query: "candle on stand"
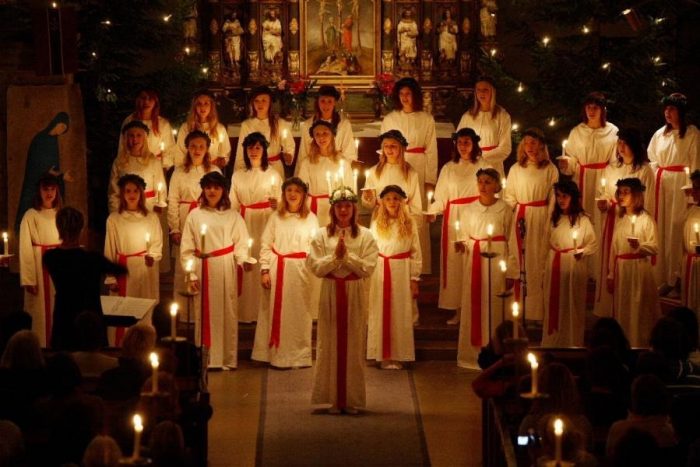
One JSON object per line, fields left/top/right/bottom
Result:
{"left": 572, "top": 230, "right": 578, "bottom": 250}
{"left": 3, "top": 232, "right": 9, "bottom": 255}
{"left": 326, "top": 171, "right": 332, "bottom": 196}
{"left": 561, "top": 139, "right": 568, "bottom": 158}
{"left": 600, "top": 177, "right": 607, "bottom": 197}
{"left": 353, "top": 169, "right": 359, "bottom": 194}
{"left": 169, "top": 303, "right": 178, "bottom": 340}
{"left": 157, "top": 182, "right": 164, "bottom": 205}
{"left": 149, "top": 352, "right": 159, "bottom": 393}
{"left": 145, "top": 232, "right": 151, "bottom": 252}
{"left": 554, "top": 418, "right": 564, "bottom": 463}
{"left": 200, "top": 224, "right": 207, "bottom": 254}
{"left": 132, "top": 414, "right": 143, "bottom": 460}
{"left": 486, "top": 224, "right": 494, "bottom": 252}
{"left": 512, "top": 302, "right": 520, "bottom": 339}
{"left": 695, "top": 223, "right": 700, "bottom": 244}
{"left": 630, "top": 215, "right": 637, "bottom": 236}
{"left": 527, "top": 352, "right": 539, "bottom": 394}
{"left": 354, "top": 138, "right": 360, "bottom": 155}
{"left": 426, "top": 190, "right": 434, "bottom": 206}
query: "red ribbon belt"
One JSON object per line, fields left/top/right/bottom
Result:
{"left": 144, "top": 190, "right": 156, "bottom": 199}
{"left": 406, "top": 147, "right": 426, "bottom": 154}
{"left": 378, "top": 251, "right": 412, "bottom": 359}
{"left": 115, "top": 250, "right": 147, "bottom": 346}
{"left": 654, "top": 165, "right": 686, "bottom": 221}
{"left": 612, "top": 252, "right": 646, "bottom": 317}
{"left": 269, "top": 247, "right": 308, "bottom": 349}
{"left": 325, "top": 272, "right": 361, "bottom": 409}
{"left": 547, "top": 246, "right": 576, "bottom": 335}
{"left": 469, "top": 235, "right": 506, "bottom": 347}
{"left": 195, "top": 244, "right": 235, "bottom": 348}
{"left": 309, "top": 193, "right": 330, "bottom": 215}
{"left": 179, "top": 200, "right": 198, "bottom": 212}
{"left": 268, "top": 153, "right": 282, "bottom": 163}
{"left": 597, "top": 200, "right": 617, "bottom": 302}
{"left": 32, "top": 242, "right": 60, "bottom": 345}
{"left": 685, "top": 253, "right": 700, "bottom": 304}
{"left": 481, "top": 145, "right": 498, "bottom": 152}
{"left": 240, "top": 200, "right": 271, "bottom": 219}
{"left": 441, "top": 196, "right": 479, "bottom": 288}
{"left": 514, "top": 199, "right": 548, "bottom": 301}
{"left": 578, "top": 162, "right": 608, "bottom": 206}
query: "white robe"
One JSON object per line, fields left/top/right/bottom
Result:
{"left": 296, "top": 117, "right": 357, "bottom": 172}
{"left": 308, "top": 226, "right": 378, "bottom": 409}
{"left": 119, "top": 115, "right": 176, "bottom": 169}
{"left": 608, "top": 212, "right": 660, "bottom": 347}
{"left": 428, "top": 158, "right": 492, "bottom": 309}
{"left": 456, "top": 199, "right": 518, "bottom": 369}
{"left": 367, "top": 219, "right": 422, "bottom": 362}
{"left": 167, "top": 165, "right": 221, "bottom": 314}
{"left": 297, "top": 156, "right": 353, "bottom": 227}
{"left": 19, "top": 208, "right": 60, "bottom": 347}
{"left": 175, "top": 121, "right": 232, "bottom": 168}
{"left": 503, "top": 162, "right": 559, "bottom": 320}
{"left": 541, "top": 215, "right": 597, "bottom": 348}
{"left": 456, "top": 109, "right": 512, "bottom": 177}
{"left": 647, "top": 124, "right": 700, "bottom": 286}
{"left": 108, "top": 156, "right": 167, "bottom": 213}
{"left": 180, "top": 207, "right": 250, "bottom": 368}
{"left": 233, "top": 117, "right": 295, "bottom": 179}
{"left": 682, "top": 206, "right": 700, "bottom": 314}
{"left": 593, "top": 162, "right": 655, "bottom": 317}
{"left": 230, "top": 167, "right": 280, "bottom": 322}
{"left": 252, "top": 212, "right": 318, "bottom": 368}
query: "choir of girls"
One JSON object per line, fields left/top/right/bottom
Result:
{"left": 16, "top": 76, "right": 700, "bottom": 410}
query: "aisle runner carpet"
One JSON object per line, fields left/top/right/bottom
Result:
{"left": 256, "top": 366, "right": 430, "bottom": 466}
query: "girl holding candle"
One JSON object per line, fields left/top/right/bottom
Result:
{"left": 234, "top": 86, "right": 295, "bottom": 179}
{"left": 230, "top": 132, "right": 280, "bottom": 323}
{"left": 681, "top": 170, "right": 700, "bottom": 311}
{"left": 367, "top": 185, "right": 422, "bottom": 369}
{"left": 648, "top": 93, "right": 700, "bottom": 297}
{"left": 180, "top": 172, "right": 251, "bottom": 369}
{"left": 297, "top": 85, "right": 357, "bottom": 170}
{"left": 595, "top": 128, "right": 655, "bottom": 317}
{"left": 380, "top": 77, "right": 437, "bottom": 274}
{"left": 542, "top": 180, "right": 598, "bottom": 348}
{"left": 297, "top": 120, "right": 353, "bottom": 227}
{"left": 176, "top": 91, "right": 231, "bottom": 169}
{"left": 252, "top": 177, "right": 318, "bottom": 368}
{"left": 308, "top": 187, "right": 379, "bottom": 414}
{"left": 18, "top": 173, "right": 62, "bottom": 347}
{"left": 427, "top": 127, "right": 492, "bottom": 324}
{"left": 503, "top": 128, "right": 559, "bottom": 321}
{"left": 606, "top": 178, "right": 660, "bottom": 346}
{"left": 455, "top": 168, "right": 518, "bottom": 369}
{"left": 167, "top": 130, "right": 222, "bottom": 314}
{"left": 456, "top": 77, "right": 512, "bottom": 178}
{"left": 109, "top": 121, "right": 167, "bottom": 213}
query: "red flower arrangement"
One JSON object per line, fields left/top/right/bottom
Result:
{"left": 372, "top": 73, "right": 395, "bottom": 108}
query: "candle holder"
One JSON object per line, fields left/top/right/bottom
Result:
{"left": 520, "top": 390, "right": 549, "bottom": 400}
{"left": 118, "top": 457, "right": 152, "bottom": 465}
{"left": 496, "top": 288, "right": 513, "bottom": 323}
{"left": 480, "top": 250, "right": 499, "bottom": 343}
{"left": 541, "top": 461, "right": 574, "bottom": 467}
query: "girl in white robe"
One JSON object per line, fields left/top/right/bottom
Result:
{"left": 176, "top": 91, "right": 231, "bottom": 169}
{"left": 380, "top": 77, "right": 437, "bottom": 274}
{"left": 297, "top": 85, "right": 357, "bottom": 171}
{"left": 19, "top": 174, "right": 61, "bottom": 347}
{"left": 181, "top": 172, "right": 251, "bottom": 369}
{"left": 594, "top": 128, "right": 655, "bottom": 317}
{"left": 456, "top": 169, "right": 518, "bottom": 369}
{"left": 647, "top": 93, "right": 700, "bottom": 294}
{"left": 542, "top": 181, "right": 598, "bottom": 348}
{"left": 503, "top": 128, "right": 559, "bottom": 321}
{"left": 682, "top": 170, "right": 700, "bottom": 312}
{"left": 456, "top": 77, "right": 512, "bottom": 178}
{"left": 427, "top": 127, "right": 492, "bottom": 323}
{"left": 234, "top": 86, "right": 295, "bottom": 179}
{"left": 606, "top": 178, "right": 660, "bottom": 347}
{"left": 108, "top": 121, "right": 167, "bottom": 213}
{"left": 367, "top": 185, "right": 421, "bottom": 368}
{"left": 253, "top": 177, "right": 318, "bottom": 368}
{"left": 167, "top": 131, "right": 221, "bottom": 315}
{"left": 308, "top": 188, "right": 378, "bottom": 414}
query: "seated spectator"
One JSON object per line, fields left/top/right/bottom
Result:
{"left": 580, "top": 345, "right": 630, "bottom": 427}
{"left": 666, "top": 306, "right": 700, "bottom": 367}
{"left": 0, "top": 310, "right": 31, "bottom": 356}
{"left": 606, "top": 374, "right": 677, "bottom": 457}
{"left": 149, "top": 421, "right": 189, "bottom": 467}
{"left": 647, "top": 317, "right": 700, "bottom": 383}
{"left": 71, "top": 311, "right": 118, "bottom": 379}
{"left": 0, "top": 420, "right": 25, "bottom": 467}
{"left": 607, "top": 428, "right": 662, "bottom": 467}
{"left": 472, "top": 321, "right": 526, "bottom": 399}
{"left": 535, "top": 414, "right": 598, "bottom": 467}
{"left": 588, "top": 317, "right": 635, "bottom": 369}
{"left": 82, "top": 435, "right": 122, "bottom": 467}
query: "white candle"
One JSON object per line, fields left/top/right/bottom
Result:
{"left": 630, "top": 215, "right": 637, "bottom": 236}
{"left": 169, "top": 303, "right": 178, "bottom": 340}
{"left": 486, "top": 224, "right": 494, "bottom": 252}
{"left": 185, "top": 258, "right": 194, "bottom": 283}
{"left": 512, "top": 302, "right": 519, "bottom": 339}
{"left": 132, "top": 414, "right": 143, "bottom": 460}
{"left": 353, "top": 169, "right": 359, "bottom": 194}
{"left": 527, "top": 352, "right": 538, "bottom": 394}
{"left": 454, "top": 220, "right": 460, "bottom": 233}
{"left": 2, "top": 232, "right": 8, "bottom": 256}
{"left": 695, "top": 223, "right": 700, "bottom": 244}
{"left": 149, "top": 352, "right": 159, "bottom": 393}
{"left": 145, "top": 232, "right": 151, "bottom": 251}
{"left": 270, "top": 175, "right": 276, "bottom": 192}
{"left": 218, "top": 133, "right": 224, "bottom": 144}
{"left": 554, "top": 418, "right": 564, "bottom": 462}
{"left": 686, "top": 166, "right": 691, "bottom": 184}
{"left": 601, "top": 177, "right": 607, "bottom": 188}
{"left": 200, "top": 224, "right": 208, "bottom": 253}
{"left": 159, "top": 141, "right": 165, "bottom": 153}
{"left": 281, "top": 129, "right": 288, "bottom": 153}
{"left": 354, "top": 138, "right": 360, "bottom": 153}
{"left": 247, "top": 238, "right": 253, "bottom": 250}
{"left": 339, "top": 159, "right": 345, "bottom": 178}
{"left": 427, "top": 190, "right": 434, "bottom": 205}
{"left": 572, "top": 230, "right": 578, "bottom": 250}
{"left": 501, "top": 178, "right": 507, "bottom": 190}
{"left": 157, "top": 182, "right": 164, "bottom": 205}
{"left": 326, "top": 171, "right": 332, "bottom": 196}
{"left": 562, "top": 139, "right": 568, "bottom": 158}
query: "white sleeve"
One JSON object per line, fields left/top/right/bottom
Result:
{"left": 18, "top": 213, "right": 36, "bottom": 287}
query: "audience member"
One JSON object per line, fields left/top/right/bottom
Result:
{"left": 607, "top": 428, "right": 662, "bottom": 467}
{"left": 0, "top": 420, "right": 25, "bottom": 467}
{"left": 0, "top": 310, "right": 31, "bottom": 356}
{"left": 71, "top": 311, "right": 118, "bottom": 379}
{"left": 81, "top": 435, "right": 122, "bottom": 467}
{"left": 588, "top": 317, "right": 634, "bottom": 369}
{"left": 580, "top": 345, "right": 630, "bottom": 428}
{"left": 666, "top": 306, "right": 700, "bottom": 367}
{"left": 149, "top": 420, "right": 188, "bottom": 467}
{"left": 472, "top": 321, "right": 526, "bottom": 399}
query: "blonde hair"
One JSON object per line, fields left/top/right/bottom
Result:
{"left": 116, "top": 129, "right": 157, "bottom": 170}
{"left": 121, "top": 323, "right": 156, "bottom": 360}
{"left": 186, "top": 93, "right": 221, "bottom": 141}
{"left": 277, "top": 183, "right": 311, "bottom": 219}
{"left": 375, "top": 143, "right": 412, "bottom": 181}
{"left": 308, "top": 133, "right": 340, "bottom": 164}
{"left": 517, "top": 136, "right": 551, "bottom": 168}
{"left": 469, "top": 79, "right": 503, "bottom": 119}
{"left": 373, "top": 198, "right": 413, "bottom": 239}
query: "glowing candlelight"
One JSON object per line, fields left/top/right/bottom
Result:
{"left": 169, "top": 303, "right": 178, "bottom": 340}
{"left": 132, "top": 414, "right": 143, "bottom": 460}
{"left": 562, "top": 139, "right": 568, "bottom": 158}
{"left": 527, "top": 352, "right": 539, "bottom": 394}
{"left": 686, "top": 166, "right": 691, "bottom": 184}
{"left": 454, "top": 220, "right": 460, "bottom": 232}
{"left": 427, "top": 190, "right": 434, "bottom": 205}
{"left": 572, "top": 230, "right": 578, "bottom": 250}
{"left": 601, "top": 177, "right": 607, "bottom": 188}
{"left": 145, "top": 232, "right": 151, "bottom": 251}
{"left": 149, "top": 352, "right": 159, "bottom": 393}
{"left": 695, "top": 223, "right": 700, "bottom": 244}
{"left": 159, "top": 141, "right": 165, "bottom": 153}
{"left": 354, "top": 138, "right": 360, "bottom": 152}
{"left": 326, "top": 171, "right": 332, "bottom": 196}
{"left": 554, "top": 418, "right": 564, "bottom": 463}
{"left": 353, "top": 169, "right": 359, "bottom": 194}
{"left": 2, "top": 232, "right": 8, "bottom": 256}
{"left": 486, "top": 224, "right": 494, "bottom": 252}
{"left": 512, "top": 302, "right": 520, "bottom": 339}
{"left": 630, "top": 215, "right": 637, "bottom": 236}
{"left": 185, "top": 258, "right": 194, "bottom": 284}
{"left": 501, "top": 178, "right": 507, "bottom": 190}
{"left": 339, "top": 159, "right": 345, "bottom": 178}
{"left": 281, "top": 129, "right": 288, "bottom": 153}
{"left": 200, "top": 224, "right": 208, "bottom": 253}
{"left": 218, "top": 132, "right": 224, "bottom": 144}
{"left": 270, "top": 175, "right": 276, "bottom": 190}
{"left": 499, "top": 259, "right": 507, "bottom": 272}
{"left": 247, "top": 237, "right": 253, "bottom": 250}
{"left": 157, "top": 182, "right": 164, "bottom": 205}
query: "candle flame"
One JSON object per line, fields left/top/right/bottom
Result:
{"left": 169, "top": 303, "right": 178, "bottom": 317}
{"left": 512, "top": 301, "right": 519, "bottom": 317}
{"left": 200, "top": 224, "right": 208, "bottom": 235}
{"left": 572, "top": 230, "right": 578, "bottom": 240}
{"left": 149, "top": 352, "right": 159, "bottom": 369}
{"left": 3, "top": 232, "right": 8, "bottom": 240}
{"left": 133, "top": 414, "right": 143, "bottom": 431}
{"left": 499, "top": 259, "right": 507, "bottom": 272}
{"left": 695, "top": 223, "right": 699, "bottom": 233}
{"left": 145, "top": 233, "right": 151, "bottom": 243}
{"left": 486, "top": 224, "right": 494, "bottom": 236}
{"left": 527, "top": 352, "right": 538, "bottom": 369}
{"left": 354, "top": 138, "right": 360, "bottom": 149}
{"left": 282, "top": 129, "right": 288, "bottom": 139}
{"left": 247, "top": 238, "right": 253, "bottom": 249}
{"left": 601, "top": 178, "right": 607, "bottom": 187}
{"left": 454, "top": 220, "right": 460, "bottom": 231}
{"left": 554, "top": 418, "right": 564, "bottom": 435}
{"left": 631, "top": 215, "right": 637, "bottom": 224}
{"left": 185, "top": 259, "right": 194, "bottom": 272}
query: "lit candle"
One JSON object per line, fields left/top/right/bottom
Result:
{"left": 339, "top": 159, "right": 345, "bottom": 178}
{"left": 218, "top": 132, "right": 225, "bottom": 144}
{"left": 185, "top": 258, "right": 194, "bottom": 284}
{"left": 512, "top": 302, "right": 519, "bottom": 339}
{"left": 353, "top": 169, "right": 359, "bottom": 194}
{"left": 554, "top": 418, "right": 564, "bottom": 463}
{"left": 200, "top": 224, "right": 208, "bottom": 254}
{"left": 2, "top": 232, "right": 8, "bottom": 255}
{"left": 562, "top": 139, "right": 568, "bottom": 158}
{"left": 132, "top": 414, "right": 143, "bottom": 460}
{"left": 695, "top": 223, "right": 700, "bottom": 244}
{"left": 364, "top": 169, "right": 370, "bottom": 180}
{"left": 247, "top": 237, "right": 253, "bottom": 251}
{"left": 630, "top": 215, "right": 637, "bottom": 236}
{"left": 149, "top": 352, "right": 159, "bottom": 393}
{"left": 527, "top": 352, "right": 539, "bottom": 394}
{"left": 157, "top": 182, "right": 164, "bottom": 205}
{"left": 281, "top": 129, "right": 288, "bottom": 153}
{"left": 427, "top": 190, "right": 434, "bottom": 205}
{"left": 145, "top": 232, "right": 151, "bottom": 251}
{"left": 686, "top": 166, "right": 691, "bottom": 184}
{"left": 169, "top": 303, "right": 178, "bottom": 340}
{"left": 270, "top": 175, "right": 276, "bottom": 192}
{"left": 501, "top": 178, "right": 507, "bottom": 190}
{"left": 159, "top": 141, "right": 165, "bottom": 153}
{"left": 601, "top": 177, "right": 607, "bottom": 189}
{"left": 326, "top": 171, "right": 332, "bottom": 196}
{"left": 354, "top": 138, "right": 360, "bottom": 153}
{"left": 572, "top": 230, "right": 578, "bottom": 250}
{"left": 499, "top": 259, "right": 507, "bottom": 276}
{"left": 454, "top": 220, "right": 460, "bottom": 233}
{"left": 486, "top": 224, "right": 494, "bottom": 252}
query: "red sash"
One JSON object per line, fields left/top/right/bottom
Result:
{"left": 597, "top": 200, "right": 617, "bottom": 302}
{"left": 612, "top": 252, "right": 646, "bottom": 317}
{"left": 269, "top": 248, "right": 308, "bottom": 349}
{"left": 240, "top": 200, "right": 271, "bottom": 219}
{"left": 514, "top": 200, "right": 548, "bottom": 301}
{"left": 144, "top": 190, "right": 156, "bottom": 199}
{"left": 179, "top": 200, "right": 198, "bottom": 212}
{"left": 685, "top": 252, "right": 700, "bottom": 304}
{"left": 547, "top": 246, "right": 576, "bottom": 335}
{"left": 378, "top": 251, "right": 412, "bottom": 359}
{"left": 469, "top": 235, "right": 506, "bottom": 347}
{"left": 441, "top": 196, "right": 479, "bottom": 288}
{"left": 115, "top": 249, "right": 147, "bottom": 346}
{"left": 654, "top": 165, "right": 686, "bottom": 221}
{"left": 32, "top": 242, "right": 60, "bottom": 344}
{"left": 406, "top": 147, "right": 426, "bottom": 154}
{"left": 481, "top": 145, "right": 498, "bottom": 152}
{"left": 578, "top": 162, "right": 608, "bottom": 206}
{"left": 309, "top": 193, "right": 330, "bottom": 215}
{"left": 325, "top": 272, "right": 361, "bottom": 409}
{"left": 195, "top": 244, "right": 235, "bottom": 348}
{"left": 268, "top": 153, "right": 282, "bottom": 163}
